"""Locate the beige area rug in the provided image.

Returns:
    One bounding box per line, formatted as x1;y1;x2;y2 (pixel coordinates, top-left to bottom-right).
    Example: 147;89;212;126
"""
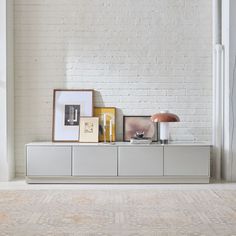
1;189;236;236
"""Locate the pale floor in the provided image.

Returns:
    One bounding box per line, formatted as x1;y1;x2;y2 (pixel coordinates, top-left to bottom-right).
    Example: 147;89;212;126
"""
1;179;236;235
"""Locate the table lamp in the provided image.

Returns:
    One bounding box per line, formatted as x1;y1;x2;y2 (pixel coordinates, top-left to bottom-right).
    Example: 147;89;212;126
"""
151;110;180;144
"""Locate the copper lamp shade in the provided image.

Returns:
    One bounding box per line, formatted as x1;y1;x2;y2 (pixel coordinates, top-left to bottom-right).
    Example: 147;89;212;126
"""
151;113;180;123
151;111;180;144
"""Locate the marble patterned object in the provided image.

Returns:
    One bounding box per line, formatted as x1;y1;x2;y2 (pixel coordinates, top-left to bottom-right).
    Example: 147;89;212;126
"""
0;189;236;235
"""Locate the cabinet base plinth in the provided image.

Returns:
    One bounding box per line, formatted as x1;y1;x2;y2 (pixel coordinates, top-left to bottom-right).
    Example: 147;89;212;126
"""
26;176;210;184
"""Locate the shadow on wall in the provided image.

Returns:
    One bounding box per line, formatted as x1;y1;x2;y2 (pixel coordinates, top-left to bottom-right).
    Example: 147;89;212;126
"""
116;108;124;141
93;90;104;107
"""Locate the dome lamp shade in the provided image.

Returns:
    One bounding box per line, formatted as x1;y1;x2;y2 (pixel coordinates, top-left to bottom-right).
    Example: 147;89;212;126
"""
151;111;180;144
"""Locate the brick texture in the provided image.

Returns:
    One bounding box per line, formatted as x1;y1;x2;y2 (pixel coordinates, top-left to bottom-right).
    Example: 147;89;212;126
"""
14;0;212;175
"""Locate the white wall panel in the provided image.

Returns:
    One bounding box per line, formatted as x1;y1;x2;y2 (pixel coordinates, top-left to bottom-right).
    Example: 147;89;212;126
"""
0;0;14;181
222;0;236;181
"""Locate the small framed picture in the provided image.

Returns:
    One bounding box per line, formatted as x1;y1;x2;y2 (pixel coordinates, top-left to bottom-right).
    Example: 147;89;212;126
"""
52;89;93;142
94;107;116;142
123;116;158;142
79;117;99;143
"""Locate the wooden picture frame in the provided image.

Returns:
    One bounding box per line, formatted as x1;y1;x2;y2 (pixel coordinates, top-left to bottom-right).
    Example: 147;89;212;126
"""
123;116;158;142
79;117;99;143
94;107;116;142
52;89;94;142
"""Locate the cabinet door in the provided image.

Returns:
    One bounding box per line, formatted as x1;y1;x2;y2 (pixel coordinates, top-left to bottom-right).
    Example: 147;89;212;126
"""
72;146;117;176
118;147;163;176
27;146;72;176
164;146;210;176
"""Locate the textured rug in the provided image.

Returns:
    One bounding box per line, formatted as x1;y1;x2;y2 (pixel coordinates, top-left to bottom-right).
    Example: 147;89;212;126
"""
1;189;236;236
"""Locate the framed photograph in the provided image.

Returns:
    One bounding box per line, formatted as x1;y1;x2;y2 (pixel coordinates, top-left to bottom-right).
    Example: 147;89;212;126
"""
79;117;99;143
123;116;158;142
94;107;116;142
52;89;93;142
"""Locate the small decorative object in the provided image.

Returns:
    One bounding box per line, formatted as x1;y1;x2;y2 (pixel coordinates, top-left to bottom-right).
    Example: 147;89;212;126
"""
52;89;93;142
123;116;158;142
103;113;107;143
151;110;180;144
135;131;144;139
94;107;116;142
109;119;113;143
79;117;99;143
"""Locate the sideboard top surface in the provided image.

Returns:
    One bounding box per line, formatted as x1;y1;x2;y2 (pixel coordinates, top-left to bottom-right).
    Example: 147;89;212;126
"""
26;141;211;147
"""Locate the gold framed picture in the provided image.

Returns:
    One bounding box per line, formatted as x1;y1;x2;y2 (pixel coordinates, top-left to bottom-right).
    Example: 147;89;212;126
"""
79;117;99;143
94;107;116;142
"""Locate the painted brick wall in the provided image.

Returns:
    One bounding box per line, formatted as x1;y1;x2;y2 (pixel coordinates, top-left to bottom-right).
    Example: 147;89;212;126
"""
14;0;212;175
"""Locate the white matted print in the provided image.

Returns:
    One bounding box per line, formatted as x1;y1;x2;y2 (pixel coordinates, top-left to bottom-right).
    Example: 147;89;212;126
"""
79;117;99;143
53;89;93;142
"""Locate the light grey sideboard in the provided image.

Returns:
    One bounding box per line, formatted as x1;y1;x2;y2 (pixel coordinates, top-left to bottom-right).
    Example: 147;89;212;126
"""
26;142;211;183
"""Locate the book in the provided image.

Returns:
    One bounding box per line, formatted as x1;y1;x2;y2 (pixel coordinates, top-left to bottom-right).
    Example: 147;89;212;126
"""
130;137;152;144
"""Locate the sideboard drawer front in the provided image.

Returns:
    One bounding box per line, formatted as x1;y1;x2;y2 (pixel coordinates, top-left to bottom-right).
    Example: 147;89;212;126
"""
164;146;210;176
72;146;117;176
27;146;72;176
118;147;163;176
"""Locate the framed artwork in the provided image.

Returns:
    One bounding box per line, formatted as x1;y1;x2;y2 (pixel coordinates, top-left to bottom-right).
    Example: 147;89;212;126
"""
52;89;93;142
123;116;158;142
79;117;99;143
94;107;116;142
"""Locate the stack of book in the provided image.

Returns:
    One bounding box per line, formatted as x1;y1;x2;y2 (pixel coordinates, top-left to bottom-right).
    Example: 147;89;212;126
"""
130;137;152;144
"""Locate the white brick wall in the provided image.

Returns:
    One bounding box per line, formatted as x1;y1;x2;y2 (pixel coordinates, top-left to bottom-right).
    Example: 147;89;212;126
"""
14;0;212;176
